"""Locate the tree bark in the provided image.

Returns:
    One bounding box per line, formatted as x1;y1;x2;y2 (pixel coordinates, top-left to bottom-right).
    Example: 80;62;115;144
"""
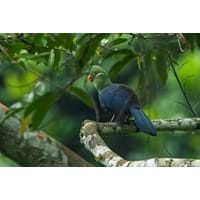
0;106;92;167
80;120;200;167
91;118;200;136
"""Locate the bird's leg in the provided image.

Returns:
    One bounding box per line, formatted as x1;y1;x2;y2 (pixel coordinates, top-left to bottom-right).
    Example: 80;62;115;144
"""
114;114;128;125
110;115;116;122
110;115;124;125
124;115;130;124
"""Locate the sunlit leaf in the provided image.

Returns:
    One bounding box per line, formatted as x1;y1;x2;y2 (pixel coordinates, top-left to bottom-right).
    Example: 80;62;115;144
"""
19;49;28;55
4;71;38;98
20;114;32;135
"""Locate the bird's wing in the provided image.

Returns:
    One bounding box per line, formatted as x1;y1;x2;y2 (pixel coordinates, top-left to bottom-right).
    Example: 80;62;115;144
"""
116;84;140;108
99;84;140;113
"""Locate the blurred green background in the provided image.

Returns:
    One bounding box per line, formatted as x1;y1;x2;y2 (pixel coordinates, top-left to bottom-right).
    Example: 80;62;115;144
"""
0;33;200;166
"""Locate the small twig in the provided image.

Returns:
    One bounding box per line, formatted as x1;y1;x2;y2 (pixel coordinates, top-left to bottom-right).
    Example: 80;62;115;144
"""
100;44;116;52
16;34;72;53
194;101;200;110
176;34;185;52
174;101;191;112
162;143;173;158
168;55;198;117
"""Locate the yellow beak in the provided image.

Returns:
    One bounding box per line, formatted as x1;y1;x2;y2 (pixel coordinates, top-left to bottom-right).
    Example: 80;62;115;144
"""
87;74;94;82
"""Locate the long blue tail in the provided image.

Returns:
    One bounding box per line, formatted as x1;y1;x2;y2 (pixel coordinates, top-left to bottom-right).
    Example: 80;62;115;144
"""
130;106;157;136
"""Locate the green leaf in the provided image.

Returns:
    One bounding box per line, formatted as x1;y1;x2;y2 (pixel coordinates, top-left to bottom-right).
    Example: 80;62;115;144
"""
6;42;26;56
109;55;133;77
0;154;19;166
131;37;153;54
33;34;47;47
70;86;94;108
76;34;109;68
111;38;127;46
24;92;57;129
52;49;63;72
48;49;55;68
20;114;32;135
103;49;134;60
47;34;76;51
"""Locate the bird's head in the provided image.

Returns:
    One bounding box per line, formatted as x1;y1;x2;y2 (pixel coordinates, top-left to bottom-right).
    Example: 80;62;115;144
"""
87;65;111;91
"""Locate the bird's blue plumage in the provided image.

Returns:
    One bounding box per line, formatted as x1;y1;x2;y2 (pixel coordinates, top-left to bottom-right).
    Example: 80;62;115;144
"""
99;84;156;136
129;106;156;136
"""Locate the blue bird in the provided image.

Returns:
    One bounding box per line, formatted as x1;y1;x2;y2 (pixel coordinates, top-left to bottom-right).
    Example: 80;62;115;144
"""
87;65;157;136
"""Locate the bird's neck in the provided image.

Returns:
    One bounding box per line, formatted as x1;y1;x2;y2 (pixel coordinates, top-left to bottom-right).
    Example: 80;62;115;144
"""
95;80;112;92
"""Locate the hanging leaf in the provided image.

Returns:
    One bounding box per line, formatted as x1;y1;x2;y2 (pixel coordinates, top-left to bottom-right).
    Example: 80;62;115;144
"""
51;49;63;72
109;55;133;77
20;114;32;135
111;38;127;46
131;36;153;55
70;86;94;109
24;92;58;129
76;34;109;68
103;49;134;60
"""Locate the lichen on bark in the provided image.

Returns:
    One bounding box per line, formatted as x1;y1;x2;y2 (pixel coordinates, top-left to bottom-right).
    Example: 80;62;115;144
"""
80;120;200;167
0;109;92;166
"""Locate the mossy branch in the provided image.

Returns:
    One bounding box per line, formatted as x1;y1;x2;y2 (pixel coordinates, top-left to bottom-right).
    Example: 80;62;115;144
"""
80;120;200;167
0;104;92;167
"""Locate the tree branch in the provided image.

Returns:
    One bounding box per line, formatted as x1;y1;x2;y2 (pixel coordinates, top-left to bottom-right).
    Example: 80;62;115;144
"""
83;118;200;136
0;104;92;167
80;120;200;167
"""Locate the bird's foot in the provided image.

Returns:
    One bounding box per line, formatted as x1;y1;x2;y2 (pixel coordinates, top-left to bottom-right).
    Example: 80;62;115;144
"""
110;115;116;122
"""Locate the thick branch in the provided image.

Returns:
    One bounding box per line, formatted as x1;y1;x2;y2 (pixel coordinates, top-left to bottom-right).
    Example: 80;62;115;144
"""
80;120;200;167
0;107;92;167
90;118;200;136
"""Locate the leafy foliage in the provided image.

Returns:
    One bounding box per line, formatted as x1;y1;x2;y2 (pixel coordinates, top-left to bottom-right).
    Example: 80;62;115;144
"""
0;33;191;130
1;33;200;166
24;92;58;129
